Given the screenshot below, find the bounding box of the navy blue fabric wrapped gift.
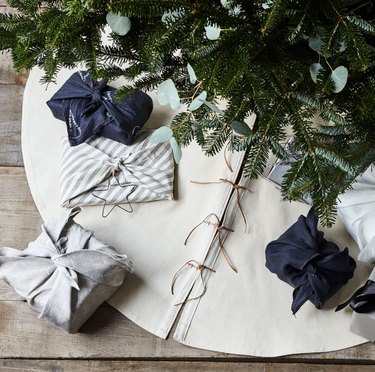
[47,71,153,146]
[265,208,356,314]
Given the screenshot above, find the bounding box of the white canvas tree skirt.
[21,67,370,357]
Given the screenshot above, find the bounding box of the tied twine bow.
[336,280,375,313]
[185,213,237,273]
[171,260,216,306]
[190,178,251,233]
[91,157,137,218]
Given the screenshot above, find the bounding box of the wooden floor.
[1,5,375,372]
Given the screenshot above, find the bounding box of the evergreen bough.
[1,0,374,226]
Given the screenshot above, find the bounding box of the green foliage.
[1,0,375,226]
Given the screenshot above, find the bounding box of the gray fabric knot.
[110,157,124,177]
[54,236,68,255]
[83,80,107,116]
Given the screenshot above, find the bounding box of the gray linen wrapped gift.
[337,268,375,341]
[0,207,133,333]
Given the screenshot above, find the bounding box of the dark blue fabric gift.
[265,208,356,314]
[47,71,153,146]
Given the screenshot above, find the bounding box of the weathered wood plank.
[0,54,26,166]
[0,360,374,372]
[0,167,42,247]
[0,84,23,123]
[0,0,28,165]
[0,281,22,300]
[0,122,23,166]
[0,300,219,359]
[1,278,375,361]
[0,53,27,85]
[0,53,16,85]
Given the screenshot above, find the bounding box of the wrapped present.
[0,207,133,333]
[47,71,153,146]
[266,137,312,204]
[337,268,375,341]
[265,208,356,314]
[337,166,375,263]
[60,134,174,209]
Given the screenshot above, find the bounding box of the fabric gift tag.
[60,135,175,208]
[0,207,133,333]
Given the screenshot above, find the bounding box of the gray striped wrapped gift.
[60,135,174,208]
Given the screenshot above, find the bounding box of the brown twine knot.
[185,213,237,273]
[190,179,251,233]
[171,260,216,306]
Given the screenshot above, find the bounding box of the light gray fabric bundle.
[0,207,133,333]
[337,166,375,263]
[60,135,175,208]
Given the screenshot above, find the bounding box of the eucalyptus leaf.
[310,63,324,83]
[221,0,241,15]
[157,79,181,110]
[149,127,173,143]
[232,121,252,136]
[188,91,207,111]
[308,36,324,53]
[187,63,197,84]
[106,12,131,36]
[331,66,348,93]
[202,100,225,115]
[169,137,182,164]
[205,25,221,40]
[221,0,232,9]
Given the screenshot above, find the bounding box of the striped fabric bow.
[60,134,175,209]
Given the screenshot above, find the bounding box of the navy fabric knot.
[47,71,153,146]
[83,79,108,115]
[81,80,107,116]
[305,264,318,277]
[265,208,356,314]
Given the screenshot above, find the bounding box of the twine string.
[185,213,237,273]
[190,178,251,232]
[171,260,216,306]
